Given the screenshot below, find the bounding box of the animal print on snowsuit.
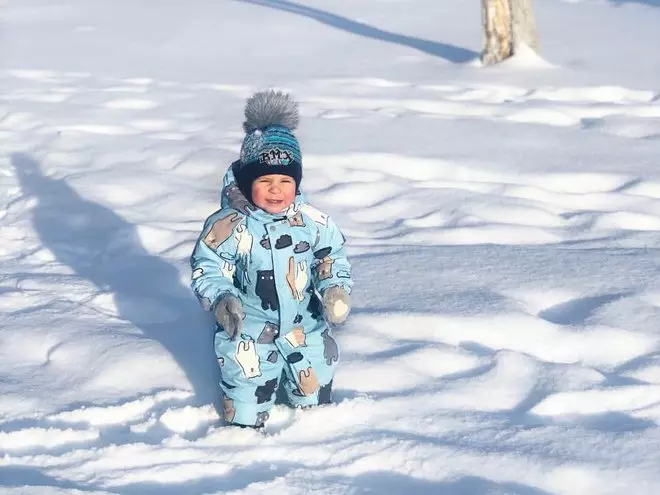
[191,164,353,427]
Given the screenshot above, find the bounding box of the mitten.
[322,286,351,325]
[214,295,244,339]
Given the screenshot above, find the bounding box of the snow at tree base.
[2,0,660,493]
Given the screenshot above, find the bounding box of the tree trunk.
[511,0,540,53]
[481,0,539,65]
[481,0,512,65]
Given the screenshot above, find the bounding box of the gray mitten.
[214,295,244,339]
[322,286,351,325]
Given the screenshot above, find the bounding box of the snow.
[2,0,660,493]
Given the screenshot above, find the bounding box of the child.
[190,90,353,429]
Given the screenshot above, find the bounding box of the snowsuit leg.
[279,325,339,408]
[215,324,340,425]
[214,328,283,427]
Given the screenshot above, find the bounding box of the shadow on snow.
[11,153,219,408]
[235,0,478,63]
[610,0,660,7]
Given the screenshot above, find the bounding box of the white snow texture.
[2,0,660,494]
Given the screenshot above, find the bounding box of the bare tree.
[481,0,539,65]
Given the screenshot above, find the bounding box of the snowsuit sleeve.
[190,209,243,311]
[311,216,353,296]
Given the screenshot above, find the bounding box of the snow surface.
[2,0,660,493]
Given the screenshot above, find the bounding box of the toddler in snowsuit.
[190,90,353,428]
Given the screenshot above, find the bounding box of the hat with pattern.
[234,90,302,201]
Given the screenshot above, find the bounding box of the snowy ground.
[2,0,660,493]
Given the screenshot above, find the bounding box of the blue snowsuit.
[190,164,353,427]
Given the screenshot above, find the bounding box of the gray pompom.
[243,90,299,133]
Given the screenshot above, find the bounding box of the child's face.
[251,174,296,214]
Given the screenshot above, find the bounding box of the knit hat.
[234,90,302,202]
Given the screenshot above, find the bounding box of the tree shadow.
[235,0,478,63]
[11,153,219,408]
[610,0,660,7]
